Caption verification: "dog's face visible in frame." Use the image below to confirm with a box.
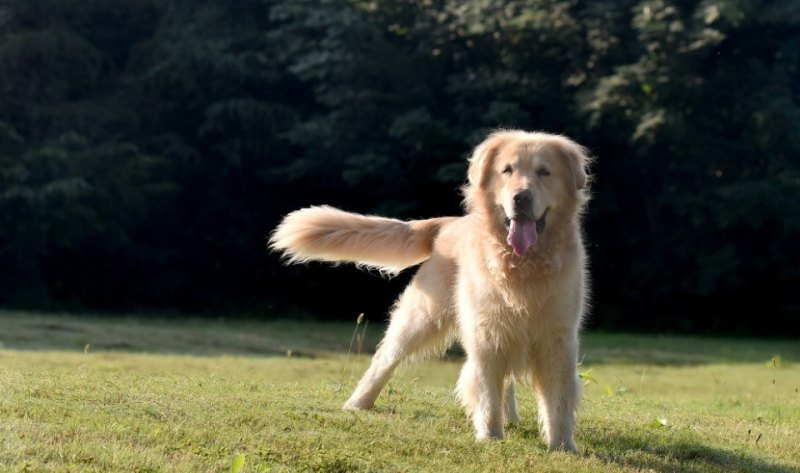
[466,131,589,256]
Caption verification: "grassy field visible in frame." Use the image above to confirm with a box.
[0,311,798,472]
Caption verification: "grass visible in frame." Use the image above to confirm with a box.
[0,310,799,472]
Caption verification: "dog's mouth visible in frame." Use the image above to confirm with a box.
[504,209,548,257]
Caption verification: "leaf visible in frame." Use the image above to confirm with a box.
[578,369,597,384]
[230,453,245,473]
[650,418,669,428]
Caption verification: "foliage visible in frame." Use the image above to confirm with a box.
[0,0,798,333]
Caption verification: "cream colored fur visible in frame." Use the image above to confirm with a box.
[270,205,456,275]
[269,130,591,451]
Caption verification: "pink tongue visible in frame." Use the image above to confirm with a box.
[507,219,538,256]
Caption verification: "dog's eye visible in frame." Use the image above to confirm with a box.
[502,165,513,175]
[536,167,550,177]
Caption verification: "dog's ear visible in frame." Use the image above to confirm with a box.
[467,132,510,188]
[560,139,591,191]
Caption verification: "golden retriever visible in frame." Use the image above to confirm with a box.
[269,130,591,450]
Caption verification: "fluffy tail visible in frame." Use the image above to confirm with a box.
[269,206,455,274]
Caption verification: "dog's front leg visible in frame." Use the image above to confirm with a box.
[533,333,580,452]
[456,345,505,440]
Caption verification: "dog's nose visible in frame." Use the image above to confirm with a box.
[513,190,533,208]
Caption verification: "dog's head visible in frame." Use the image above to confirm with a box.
[464,130,591,257]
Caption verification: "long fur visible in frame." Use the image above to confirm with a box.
[269,205,456,274]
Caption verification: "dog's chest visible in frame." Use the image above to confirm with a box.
[482,251,561,310]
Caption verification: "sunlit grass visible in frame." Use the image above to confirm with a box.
[0,311,798,472]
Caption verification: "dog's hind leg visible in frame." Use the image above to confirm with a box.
[343,272,452,410]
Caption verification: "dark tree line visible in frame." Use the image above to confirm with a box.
[0,0,798,334]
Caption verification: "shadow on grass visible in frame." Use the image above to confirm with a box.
[2,311,798,365]
[582,432,796,473]
[0,311,349,358]
[582,333,800,366]
[509,424,795,473]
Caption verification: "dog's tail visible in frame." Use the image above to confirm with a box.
[269,206,456,274]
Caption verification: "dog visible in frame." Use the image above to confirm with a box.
[269,130,591,450]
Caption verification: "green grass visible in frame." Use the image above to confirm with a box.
[1,310,799,472]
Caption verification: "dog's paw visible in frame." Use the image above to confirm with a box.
[549,440,578,453]
[475,427,505,441]
[342,399,374,410]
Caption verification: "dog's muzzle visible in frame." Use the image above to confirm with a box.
[504,209,548,257]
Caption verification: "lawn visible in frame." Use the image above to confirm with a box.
[0,310,798,472]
